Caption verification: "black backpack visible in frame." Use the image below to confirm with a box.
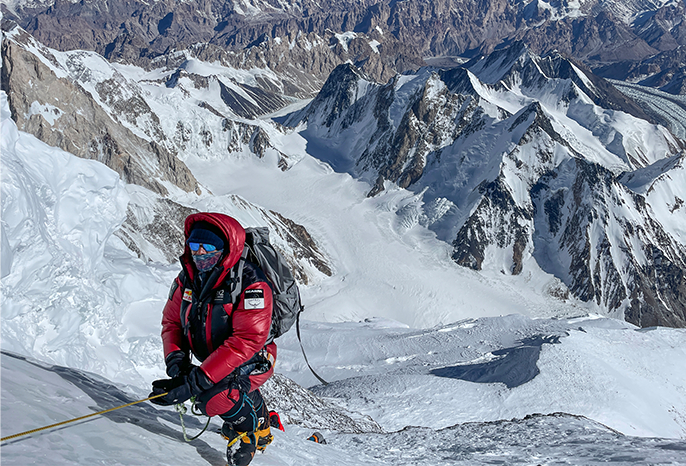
[230,227,302,343]
[230,227,328,384]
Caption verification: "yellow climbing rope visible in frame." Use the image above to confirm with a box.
[0,392,168,443]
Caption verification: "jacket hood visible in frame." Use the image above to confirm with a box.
[182,212,246,285]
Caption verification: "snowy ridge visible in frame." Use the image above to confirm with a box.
[514,0,678,25]
[4,26,156,142]
[3,24,305,183]
[3,314,686,464]
[1,91,177,386]
[463,43,679,171]
[620,152,686,243]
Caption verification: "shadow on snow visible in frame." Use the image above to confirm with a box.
[1,351,226,466]
[430,334,563,388]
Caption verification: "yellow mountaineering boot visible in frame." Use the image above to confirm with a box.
[255,420,273,452]
[222,424,257,466]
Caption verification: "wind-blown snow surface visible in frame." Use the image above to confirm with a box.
[1,92,176,387]
[3,86,686,465]
[3,316,686,465]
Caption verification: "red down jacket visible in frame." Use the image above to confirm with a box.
[161,212,275,386]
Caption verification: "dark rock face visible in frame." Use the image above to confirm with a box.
[289,63,477,192]
[1,28,200,195]
[305,63,375,128]
[358,74,470,190]
[452,174,535,277]
[115,199,197,264]
[514,12,658,64]
[4,0,686,96]
[594,46,686,95]
[532,158,686,328]
[633,1,686,52]
[264,210,333,283]
[2,0,425,95]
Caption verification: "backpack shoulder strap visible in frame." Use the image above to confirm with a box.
[228,246,249,304]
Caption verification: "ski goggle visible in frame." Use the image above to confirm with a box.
[188,242,218,252]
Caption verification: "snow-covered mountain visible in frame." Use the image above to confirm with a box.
[286,41,686,328]
[4,25,685,328]
[3,28,686,463]
[1,24,310,171]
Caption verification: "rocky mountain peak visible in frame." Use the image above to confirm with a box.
[286,44,686,327]
[1,25,201,196]
[288,62,378,128]
[464,41,534,85]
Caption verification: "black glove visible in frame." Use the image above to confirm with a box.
[165,350,193,378]
[149,367,214,406]
[149,376,188,406]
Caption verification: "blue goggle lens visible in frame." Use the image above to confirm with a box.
[188,242,217,252]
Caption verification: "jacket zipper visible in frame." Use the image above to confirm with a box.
[185,303,195,354]
[205,302,214,353]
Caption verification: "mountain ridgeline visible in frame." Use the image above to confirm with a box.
[3,0,686,97]
[286,42,686,328]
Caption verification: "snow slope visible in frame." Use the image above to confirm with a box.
[1,351,381,466]
[294,315,686,438]
[1,92,177,387]
[3,313,686,465]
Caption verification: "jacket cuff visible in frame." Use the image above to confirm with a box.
[189,367,214,393]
